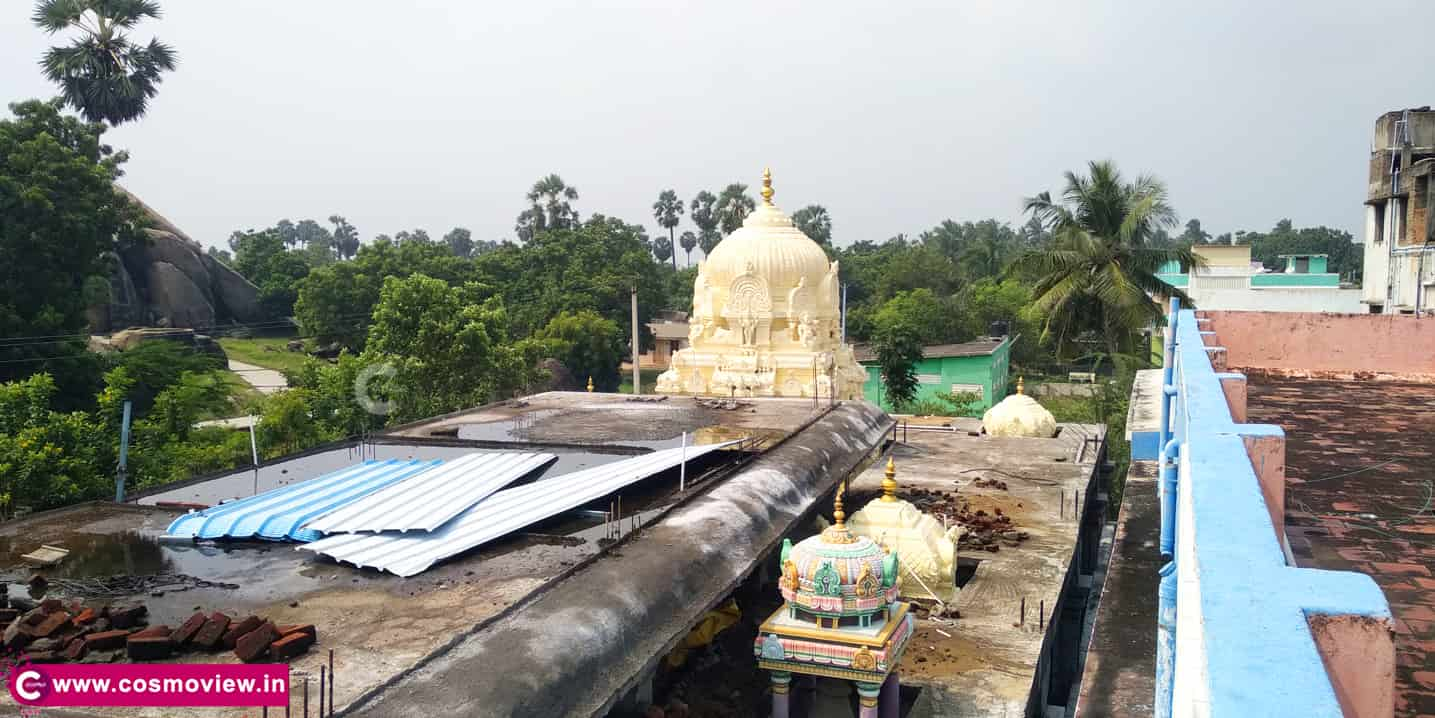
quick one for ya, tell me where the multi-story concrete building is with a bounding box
[1156,244,1362,312]
[1361,107,1435,314]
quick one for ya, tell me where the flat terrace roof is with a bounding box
[0,394,889,718]
[1247,377,1435,718]
[388,390,820,450]
[844,420,1107,716]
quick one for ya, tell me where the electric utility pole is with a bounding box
[631,286,641,395]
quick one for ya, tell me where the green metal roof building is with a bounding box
[854,337,1012,415]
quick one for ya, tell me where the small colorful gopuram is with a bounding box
[755,481,914,717]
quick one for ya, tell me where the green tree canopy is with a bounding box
[0,99,143,396]
[362,274,526,421]
[294,235,471,350]
[444,227,474,258]
[230,227,311,317]
[873,322,922,410]
[871,289,963,346]
[1241,219,1360,283]
[535,310,625,392]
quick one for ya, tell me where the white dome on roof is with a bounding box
[982,380,1057,438]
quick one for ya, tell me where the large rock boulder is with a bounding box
[86,186,265,331]
[146,262,215,329]
[204,254,264,323]
[144,229,214,305]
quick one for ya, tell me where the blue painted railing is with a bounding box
[1153,301,1391,717]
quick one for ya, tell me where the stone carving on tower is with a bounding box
[655,169,867,399]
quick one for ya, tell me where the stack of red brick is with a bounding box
[0,598,316,664]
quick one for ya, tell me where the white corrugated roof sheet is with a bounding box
[298,451,557,538]
[299,441,737,576]
[165,459,439,541]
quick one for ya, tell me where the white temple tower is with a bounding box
[655,169,866,399]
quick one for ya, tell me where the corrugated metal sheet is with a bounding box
[298,451,558,538]
[299,441,738,576]
[165,459,439,541]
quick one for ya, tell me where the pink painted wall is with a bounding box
[1309,614,1396,718]
[1200,311,1435,379]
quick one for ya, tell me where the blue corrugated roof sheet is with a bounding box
[165,459,439,542]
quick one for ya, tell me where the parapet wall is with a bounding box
[1144,307,1395,718]
[1199,310,1435,381]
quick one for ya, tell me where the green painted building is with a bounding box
[854,337,1012,415]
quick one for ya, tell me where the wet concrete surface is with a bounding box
[0,501,603,718]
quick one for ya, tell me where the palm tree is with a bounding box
[690,191,719,259]
[33,0,177,126]
[652,235,674,265]
[716,183,755,235]
[791,205,833,245]
[697,229,721,259]
[652,189,684,271]
[329,215,360,259]
[516,174,579,242]
[1008,160,1197,361]
[679,231,697,267]
[958,233,1008,280]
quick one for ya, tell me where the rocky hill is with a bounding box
[88,188,264,332]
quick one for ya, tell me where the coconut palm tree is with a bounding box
[1008,160,1197,361]
[958,232,1009,280]
[652,189,684,271]
[716,183,755,235]
[33,0,177,126]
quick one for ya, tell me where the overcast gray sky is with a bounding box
[3,1,1430,253]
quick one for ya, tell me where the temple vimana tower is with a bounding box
[656,170,867,399]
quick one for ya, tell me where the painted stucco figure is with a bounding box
[848,457,962,604]
[656,169,865,399]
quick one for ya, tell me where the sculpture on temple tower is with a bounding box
[656,169,866,399]
[755,482,914,718]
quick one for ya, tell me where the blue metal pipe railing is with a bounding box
[1156,559,1178,718]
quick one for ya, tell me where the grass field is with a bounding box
[218,337,313,375]
[205,370,265,420]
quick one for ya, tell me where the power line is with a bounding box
[0,314,375,348]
